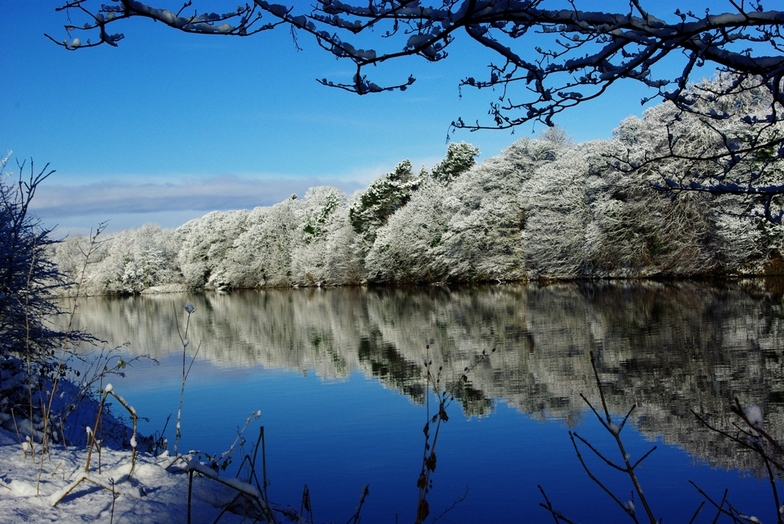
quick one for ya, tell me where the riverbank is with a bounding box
[0,378,271,524]
[0,427,239,523]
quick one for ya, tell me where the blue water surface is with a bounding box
[107,354,780,524]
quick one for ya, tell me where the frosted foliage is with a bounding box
[429,150,529,282]
[711,204,768,272]
[616,75,784,197]
[520,149,591,279]
[46,83,784,290]
[116,224,181,293]
[501,127,573,174]
[176,210,248,289]
[595,77,784,275]
[52,235,109,291]
[429,142,480,184]
[296,187,345,243]
[215,200,298,288]
[53,224,182,295]
[290,186,350,285]
[348,159,419,243]
[584,170,717,277]
[365,180,449,283]
[322,210,364,285]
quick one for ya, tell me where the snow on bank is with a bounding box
[0,426,255,523]
[0,373,265,524]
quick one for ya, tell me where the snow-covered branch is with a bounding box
[611,74,784,222]
[51,2,784,129]
[48,2,784,202]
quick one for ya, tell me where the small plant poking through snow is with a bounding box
[174,302,200,456]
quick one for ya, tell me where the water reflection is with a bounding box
[63,279,784,476]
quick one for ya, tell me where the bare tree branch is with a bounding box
[48,1,784,210]
[49,2,784,124]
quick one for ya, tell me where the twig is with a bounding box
[431,486,469,523]
[415,347,494,523]
[538,484,578,523]
[569,431,640,523]
[346,484,369,524]
[51,471,130,507]
[85,387,138,475]
[173,303,199,456]
[688,482,745,523]
[687,499,705,524]
[560,352,658,523]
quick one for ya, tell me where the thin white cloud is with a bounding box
[32,174,363,214]
[28,153,450,235]
[30,173,366,233]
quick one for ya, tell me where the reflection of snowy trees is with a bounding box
[69,282,784,471]
[54,80,784,293]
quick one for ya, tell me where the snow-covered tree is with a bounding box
[360,135,558,284]
[52,234,106,291]
[429,142,480,185]
[106,224,180,293]
[296,186,344,245]
[215,197,298,288]
[176,209,249,289]
[520,143,591,279]
[321,209,364,285]
[614,74,784,222]
[427,140,543,282]
[349,159,420,244]
[585,174,717,278]
[53,224,182,294]
[364,142,481,283]
[599,77,784,275]
[290,186,348,286]
[365,180,450,283]
[0,157,67,362]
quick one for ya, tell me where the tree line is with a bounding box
[52,77,784,294]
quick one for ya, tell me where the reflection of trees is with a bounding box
[518,280,784,472]
[65,280,784,472]
[358,329,424,404]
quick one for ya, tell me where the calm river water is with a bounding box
[61,280,784,523]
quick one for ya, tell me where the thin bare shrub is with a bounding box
[51,382,140,507]
[173,302,199,455]
[692,399,784,523]
[415,346,494,523]
[540,351,784,523]
[538,351,658,522]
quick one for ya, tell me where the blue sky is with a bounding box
[3,1,701,236]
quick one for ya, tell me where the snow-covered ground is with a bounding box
[0,429,245,523]
[0,379,283,524]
